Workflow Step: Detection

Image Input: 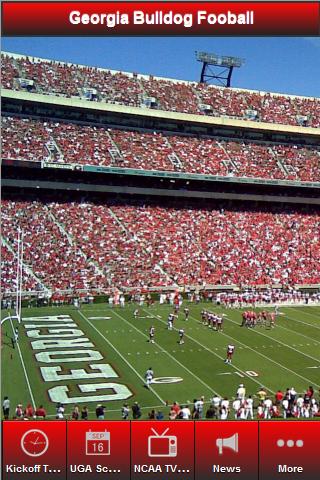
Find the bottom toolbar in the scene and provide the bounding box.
[2,421,319,479]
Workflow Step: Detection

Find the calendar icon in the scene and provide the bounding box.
[85,430,110,455]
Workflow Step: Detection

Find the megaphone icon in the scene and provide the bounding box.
[216,433,239,455]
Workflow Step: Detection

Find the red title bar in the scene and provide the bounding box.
[2,2,319,36]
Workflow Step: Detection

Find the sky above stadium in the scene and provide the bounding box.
[2,36,320,97]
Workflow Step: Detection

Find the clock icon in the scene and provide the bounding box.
[21,429,49,457]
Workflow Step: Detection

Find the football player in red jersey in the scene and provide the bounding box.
[270,312,276,328]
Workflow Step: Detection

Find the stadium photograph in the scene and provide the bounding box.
[1,36,320,422]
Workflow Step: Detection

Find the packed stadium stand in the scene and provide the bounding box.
[2,115,320,181]
[1,52,320,298]
[2,53,320,127]
[2,197,320,293]
[1,243,41,293]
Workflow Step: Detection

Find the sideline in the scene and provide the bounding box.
[10,316,37,410]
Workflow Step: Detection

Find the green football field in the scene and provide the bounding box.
[1,303,320,420]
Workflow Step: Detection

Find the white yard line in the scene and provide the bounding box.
[290,306,320,316]
[273,323,320,345]
[178,310,319,389]
[10,317,37,410]
[223,314,320,364]
[112,309,222,398]
[141,309,275,394]
[216,316,320,388]
[78,311,166,405]
[283,311,320,330]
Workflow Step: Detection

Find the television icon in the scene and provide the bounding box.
[148,428,177,457]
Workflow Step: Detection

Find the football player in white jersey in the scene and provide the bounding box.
[145,367,154,388]
[225,344,235,364]
[216,315,223,332]
[149,326,155,343]
[237,384,246,400]
[232,398,241,419]
[263,398,273,419]
[245,395,254,419]
[167,313,175,330]
[178,328,185,344]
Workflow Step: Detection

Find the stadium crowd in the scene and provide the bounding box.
[1,200,104,291]
[112,202,320,286]
[2,53,320,127]
[3,115,320,181]
[1,244,42,293]
[2,198,320,293]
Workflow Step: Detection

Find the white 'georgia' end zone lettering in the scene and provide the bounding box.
[22,315,133,404]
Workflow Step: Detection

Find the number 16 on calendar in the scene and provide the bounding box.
[85,430,110,455]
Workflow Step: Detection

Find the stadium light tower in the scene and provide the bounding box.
[195,51,245,87]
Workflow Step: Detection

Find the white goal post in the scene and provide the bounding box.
[1,229,24,326]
